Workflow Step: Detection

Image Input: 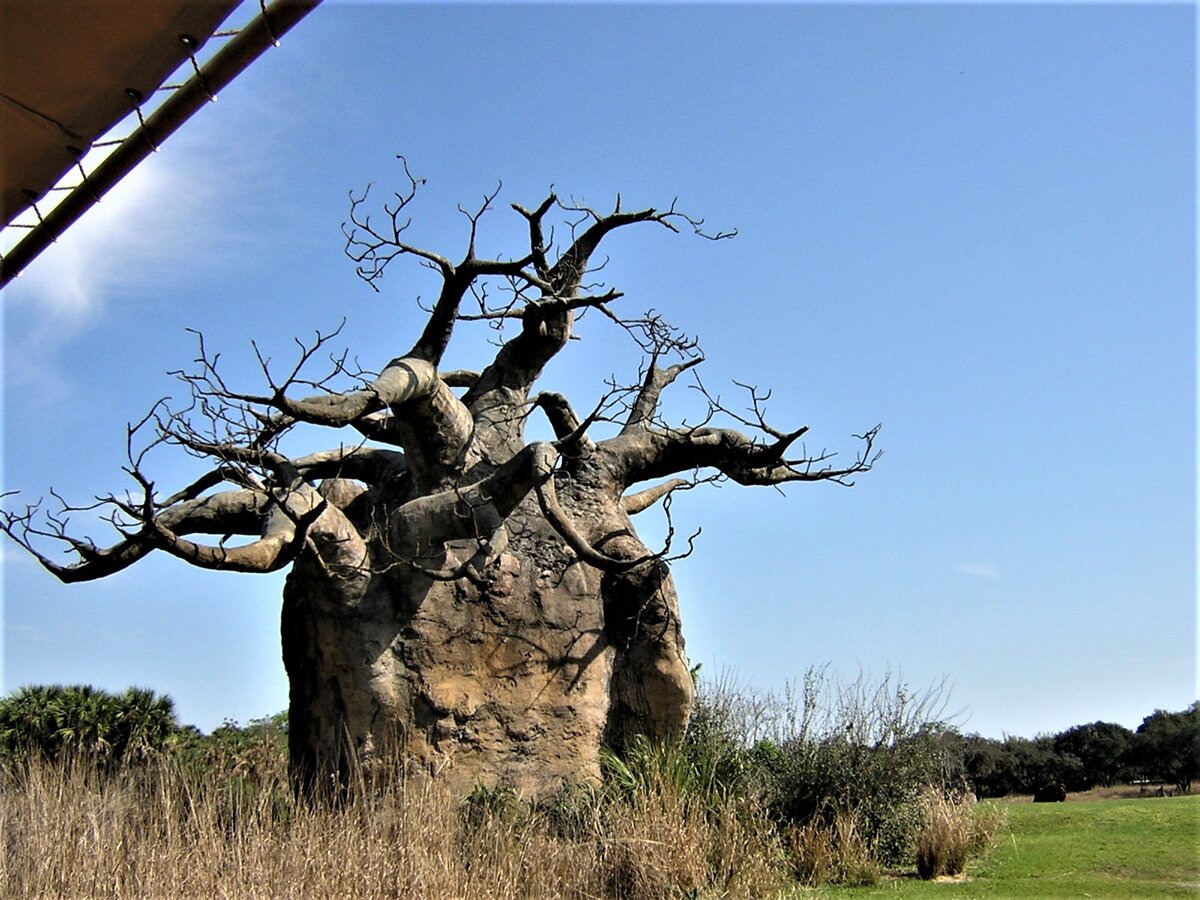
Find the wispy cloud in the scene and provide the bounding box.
[2,106,286,398]
[3,155,220,396]
[958,562,1000,579]
[8,155,198,307]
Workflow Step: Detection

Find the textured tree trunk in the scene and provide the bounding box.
[279,474,691,796]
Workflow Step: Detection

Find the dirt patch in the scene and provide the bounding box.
[932,873,972,883]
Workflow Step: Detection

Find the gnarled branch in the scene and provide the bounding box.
[623,355,704,434]
[622,479,690,516]
[3,485,289,583]
[603,423,881,489]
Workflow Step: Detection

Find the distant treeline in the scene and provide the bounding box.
[941,703,1199,796]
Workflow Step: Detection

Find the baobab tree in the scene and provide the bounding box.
[2,166,879,796]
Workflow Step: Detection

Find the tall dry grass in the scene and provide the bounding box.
[0,747,786,899]
[0,671,1008,896]
[913,789,1006,880]
[785,807,879,887]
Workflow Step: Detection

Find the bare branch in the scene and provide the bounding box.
[463,193,730,448]
[342,157,448,289]
[621,479,690,516]
[602,423,881,490]
[293,446,407,485]
[1,484,282,583]
[623,355,704,434]
[511,193,557,280]
[1,495,154,582]
[440,369,479,389]
[519,445,687,573]
[176,327,452,436]
[345,161,550,368]
[534,391,585,441]
[553,196,735,295]
[534,390,616,461]
[147,491,325,574]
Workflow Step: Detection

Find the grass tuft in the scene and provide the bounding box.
[786,805,880,887]
[913,789,1006,879]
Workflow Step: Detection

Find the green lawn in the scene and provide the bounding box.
[823,795,1199,898]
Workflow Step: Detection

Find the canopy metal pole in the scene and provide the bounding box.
[0,0,322,290]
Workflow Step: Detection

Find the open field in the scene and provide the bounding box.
[821,795,1199,898]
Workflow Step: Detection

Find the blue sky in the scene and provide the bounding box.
[2,3,1195,739]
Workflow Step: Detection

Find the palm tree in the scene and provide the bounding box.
[114,687,177,763]
[0,684,177,767]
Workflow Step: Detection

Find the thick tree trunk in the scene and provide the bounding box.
[280,478,692,797]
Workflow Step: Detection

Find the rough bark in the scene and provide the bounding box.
[278,464,691,795]
[3,172,878,797]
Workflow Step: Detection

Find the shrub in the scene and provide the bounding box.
[669,667,967,878]
[170,712,288,779]
[750,668,954,866]
[0,684,176,769]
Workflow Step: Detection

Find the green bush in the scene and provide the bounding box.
[169,711,288,777]
[0,684,176,768]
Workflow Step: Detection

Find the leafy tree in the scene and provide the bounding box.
[2,172,878,795]
[957,734,1003,797]
[961,735,1061,797]
[1129,703,1200,793]
[1052,721,1134,790]
[888,709,1191,799]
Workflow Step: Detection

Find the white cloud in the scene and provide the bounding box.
[6,156,192,317]
[958,562,1000,579]
[3,157,209,393]
[2,116,277,397]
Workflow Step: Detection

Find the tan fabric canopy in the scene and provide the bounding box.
[0,0,239,227]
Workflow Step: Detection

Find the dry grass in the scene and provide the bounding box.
[0,679,1017,899]
[913,790,1006,880]
[785,808,879,887]
[0,750,788,899]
